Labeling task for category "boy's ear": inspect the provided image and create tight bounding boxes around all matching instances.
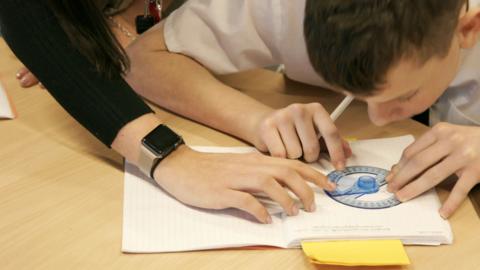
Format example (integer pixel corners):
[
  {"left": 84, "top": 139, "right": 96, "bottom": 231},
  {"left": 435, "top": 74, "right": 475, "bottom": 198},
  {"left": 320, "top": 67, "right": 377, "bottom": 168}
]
[{"left": 458, "top": 8, "right": 480, "bottom": 49}]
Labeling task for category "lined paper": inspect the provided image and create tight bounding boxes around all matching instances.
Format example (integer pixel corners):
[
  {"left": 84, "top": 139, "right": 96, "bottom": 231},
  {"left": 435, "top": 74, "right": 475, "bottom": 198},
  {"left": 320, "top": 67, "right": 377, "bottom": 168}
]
[{"left": 122, "top": 136, "right": 452, "bottom": 253}]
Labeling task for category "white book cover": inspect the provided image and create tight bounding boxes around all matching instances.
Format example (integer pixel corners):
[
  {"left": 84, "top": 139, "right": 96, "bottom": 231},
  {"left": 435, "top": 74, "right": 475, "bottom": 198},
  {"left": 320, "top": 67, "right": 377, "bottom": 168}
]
[
  {"left": 122, "top": 136, "right": 452, "bottom": 253},
  {"left": 0, "top": 81, "right": 15, "bottom": 119}
]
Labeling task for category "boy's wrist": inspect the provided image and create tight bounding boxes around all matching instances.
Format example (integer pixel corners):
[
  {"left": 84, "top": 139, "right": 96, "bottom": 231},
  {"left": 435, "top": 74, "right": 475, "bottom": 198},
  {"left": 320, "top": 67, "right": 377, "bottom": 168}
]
[{"left": 241, "top": 108, "right": 274, "bottom": 148}]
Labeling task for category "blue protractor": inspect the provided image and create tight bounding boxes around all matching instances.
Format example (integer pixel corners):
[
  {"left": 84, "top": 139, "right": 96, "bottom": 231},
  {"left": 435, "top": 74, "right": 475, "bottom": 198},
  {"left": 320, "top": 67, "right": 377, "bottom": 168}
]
[{"left": 325, "top": 166, "right": 401, "bottom": 209}]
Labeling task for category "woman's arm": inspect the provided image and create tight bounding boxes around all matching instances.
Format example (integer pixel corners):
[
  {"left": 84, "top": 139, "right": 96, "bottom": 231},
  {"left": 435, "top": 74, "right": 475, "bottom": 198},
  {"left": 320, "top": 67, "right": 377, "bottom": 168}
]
[
  {"left": 0, "top": 0, "right": 335, "bottom": 223},
  {"left": 0, "top": 0, "right": 153, "bottom": 149}
]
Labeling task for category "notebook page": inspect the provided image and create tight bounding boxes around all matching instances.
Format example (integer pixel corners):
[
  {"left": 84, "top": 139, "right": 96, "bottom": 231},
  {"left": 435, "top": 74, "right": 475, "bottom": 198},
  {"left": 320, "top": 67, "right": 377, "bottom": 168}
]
[
  {"left": 122, "top": 149, "right": 286, "bottom": 253},
  {"left": 0, "top": 81, "right": 15, "bottom": 119},
  {"left": 283, "top": 136, "right": 453, "bottom": 246}
]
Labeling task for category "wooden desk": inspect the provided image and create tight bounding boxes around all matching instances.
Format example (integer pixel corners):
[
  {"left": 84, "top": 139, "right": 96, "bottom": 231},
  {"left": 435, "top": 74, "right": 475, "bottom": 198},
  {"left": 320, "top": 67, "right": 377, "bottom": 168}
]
[{"left": 0, "top": 38, "right": 479, "bottom": 270}]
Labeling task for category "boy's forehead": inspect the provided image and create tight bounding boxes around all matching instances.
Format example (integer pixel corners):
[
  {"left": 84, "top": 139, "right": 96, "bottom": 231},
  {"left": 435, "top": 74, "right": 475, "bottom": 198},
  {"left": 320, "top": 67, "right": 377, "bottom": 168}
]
[{"left": 348, "top": 58, "right": 427, "bottom": 102}]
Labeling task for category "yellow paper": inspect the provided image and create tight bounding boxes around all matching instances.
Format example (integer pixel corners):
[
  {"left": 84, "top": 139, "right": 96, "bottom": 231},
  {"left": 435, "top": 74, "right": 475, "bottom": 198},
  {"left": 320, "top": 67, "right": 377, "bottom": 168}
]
[
  {"left": 301, "top": 240, "right": 410, "bottom": 266},
  {"left": 345, "top": 136, "right": 358, "bottom": 142}
]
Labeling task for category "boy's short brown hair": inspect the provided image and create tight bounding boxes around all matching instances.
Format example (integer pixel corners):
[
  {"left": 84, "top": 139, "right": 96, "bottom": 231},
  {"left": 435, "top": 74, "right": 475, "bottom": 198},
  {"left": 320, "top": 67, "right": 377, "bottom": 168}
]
[{"left": 304, "top": 0, "right": 466, "bottom": 95}]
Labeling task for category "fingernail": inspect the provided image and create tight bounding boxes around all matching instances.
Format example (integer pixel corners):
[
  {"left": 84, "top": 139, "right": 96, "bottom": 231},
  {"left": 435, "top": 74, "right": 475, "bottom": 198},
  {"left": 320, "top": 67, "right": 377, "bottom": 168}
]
[
  {"left": 265, "top": 215, "right": 273, "bottom": 224},
  {"left": 439, "top": 207, "right": 450, "bottom": 219},
  {"left": 335, "top": 161, "right": 345, "bottom": 170},
  {"left": 396, "top": 192, "right": 407, "bottom": 202},
  {"left": 309, "top": 202, "right": 317, "bottom": 212},
  {"left": 20, "top": 77, "right": 30, "bottom": 86},
  {"left": 291, "top": 205, "right": 299, "bottom": 215},
  {"left": 328, "top": 181, "right": 337, "bottom": 191}
]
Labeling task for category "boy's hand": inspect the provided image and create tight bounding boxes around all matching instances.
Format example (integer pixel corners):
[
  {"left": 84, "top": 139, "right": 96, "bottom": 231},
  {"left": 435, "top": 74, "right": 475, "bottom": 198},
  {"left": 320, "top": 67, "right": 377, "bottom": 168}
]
[
  {"left": 153, "top": 145, "right": 336, "bottom": 224},
  {"left": 386, "top": 122, "right": 480, "bottom": 218},
  {"left": 252, "top": 103, "right": 352, "bottom": 169}
]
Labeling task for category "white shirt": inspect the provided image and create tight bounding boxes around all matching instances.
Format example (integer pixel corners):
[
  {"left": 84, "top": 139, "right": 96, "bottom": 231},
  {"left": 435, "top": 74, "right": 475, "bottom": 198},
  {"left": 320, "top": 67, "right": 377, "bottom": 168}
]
[
  {"left": 164, "top": 0, "right": 327, "bottom": 86},
  {"left": 430, "top": 0, "right": 480, "bottom": 126},
  {"left": 165, "top": 0, "right": 480, "bottom": 126}
]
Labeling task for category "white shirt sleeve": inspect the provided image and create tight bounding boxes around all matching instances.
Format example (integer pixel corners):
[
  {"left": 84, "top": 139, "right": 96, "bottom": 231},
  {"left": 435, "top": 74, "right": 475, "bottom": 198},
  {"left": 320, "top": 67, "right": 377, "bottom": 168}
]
[{"left": 163, "top": 0, "right": 284, "bottom": 74}]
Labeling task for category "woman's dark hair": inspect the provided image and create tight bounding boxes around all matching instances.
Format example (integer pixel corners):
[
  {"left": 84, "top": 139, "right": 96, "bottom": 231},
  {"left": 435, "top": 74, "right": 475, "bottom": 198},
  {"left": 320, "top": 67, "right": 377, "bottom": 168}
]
[{"left": 48, "top": 0, "right": 129, "bottom": 78}]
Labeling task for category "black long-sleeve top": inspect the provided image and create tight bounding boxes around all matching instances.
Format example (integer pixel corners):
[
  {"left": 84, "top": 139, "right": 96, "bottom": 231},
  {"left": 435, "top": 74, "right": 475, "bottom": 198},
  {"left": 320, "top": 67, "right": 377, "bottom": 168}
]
[{"left": 0, "top": 0, "right": 153, "bottom": 146}]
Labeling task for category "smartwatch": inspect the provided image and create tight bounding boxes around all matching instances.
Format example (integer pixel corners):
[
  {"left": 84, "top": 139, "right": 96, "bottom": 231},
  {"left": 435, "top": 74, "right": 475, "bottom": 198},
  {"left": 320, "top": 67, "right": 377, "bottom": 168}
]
[{"left": 138, "top": 124, "right": 184, "bottom": 179}]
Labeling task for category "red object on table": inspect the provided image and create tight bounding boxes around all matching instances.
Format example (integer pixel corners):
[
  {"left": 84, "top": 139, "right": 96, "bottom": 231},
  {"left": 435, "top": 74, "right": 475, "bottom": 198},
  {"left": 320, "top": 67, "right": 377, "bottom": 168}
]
[{"left": 148, "top": 1, "right": 161, "bottom": 23}]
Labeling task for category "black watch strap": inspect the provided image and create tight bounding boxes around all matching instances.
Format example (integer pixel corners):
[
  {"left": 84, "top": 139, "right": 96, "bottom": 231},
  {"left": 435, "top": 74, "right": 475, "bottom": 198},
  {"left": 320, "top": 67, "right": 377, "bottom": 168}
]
[{"left": 139, "top": 124, "right": 184, "bottom": 179}]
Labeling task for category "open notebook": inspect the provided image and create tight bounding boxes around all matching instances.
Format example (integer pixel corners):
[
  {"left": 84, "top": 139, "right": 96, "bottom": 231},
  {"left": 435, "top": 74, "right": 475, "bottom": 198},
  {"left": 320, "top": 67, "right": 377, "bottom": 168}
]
[
  {"left": 122, "top": 136, "right": 453, "bottom": 253},
  {"left": 0, "top": 81, "right": 15, "bottom": 119}
]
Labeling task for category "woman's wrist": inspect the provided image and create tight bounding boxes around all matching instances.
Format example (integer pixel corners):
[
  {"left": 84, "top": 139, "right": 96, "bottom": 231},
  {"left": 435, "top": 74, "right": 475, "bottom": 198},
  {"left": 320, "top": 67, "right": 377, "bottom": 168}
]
[
  {"left": 152, "top": 143, "right": 191, "bottom": 182},
  {"left": 111, "top": 113, "right": 164, "bottom": 165}
]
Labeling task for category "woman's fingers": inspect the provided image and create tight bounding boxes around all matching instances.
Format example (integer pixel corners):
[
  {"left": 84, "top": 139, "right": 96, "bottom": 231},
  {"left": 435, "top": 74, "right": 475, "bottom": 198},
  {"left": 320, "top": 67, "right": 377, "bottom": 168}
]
[
  {"left": 289, "top": 159, "right": 335, "bottom": 191},
  {"left": 231, "top": 176, "right": 299, "bottom": 216},
  {"left": 271, "top": 167, "right": 316, "bottom": 212},
  {"left": 16, "top": 66, "right": 29, "bottom": 78},
  {"left": 224, "top": 191, "right": 271, "bottom": 224},
  {"left": 261, "top": 155, "right": 334, "bottom": 191},
  {"left": 16, "top": 67, "right": 40, "bottom": 88}
]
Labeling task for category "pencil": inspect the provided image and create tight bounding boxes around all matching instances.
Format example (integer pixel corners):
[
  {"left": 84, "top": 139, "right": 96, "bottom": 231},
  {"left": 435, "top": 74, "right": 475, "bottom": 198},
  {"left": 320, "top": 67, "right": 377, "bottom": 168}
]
[
  {"left": 330, "top": 95, "right": 355, "bottom": 121},
  {"left": 317, "top": 95, "right": 354, "bottom": 139}
]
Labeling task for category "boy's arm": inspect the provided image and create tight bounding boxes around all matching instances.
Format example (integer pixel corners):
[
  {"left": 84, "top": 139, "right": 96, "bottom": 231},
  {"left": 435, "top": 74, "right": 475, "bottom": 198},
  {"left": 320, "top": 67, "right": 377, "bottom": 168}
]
[
  {"left": 126, "top": 22, "right": 350, "bottom": 167},
  {"left": 126, "top": 22, "right": 273, "bottom": 149},
  {"left": 387, "top": 123, "right": 480, "bottom": 219}
]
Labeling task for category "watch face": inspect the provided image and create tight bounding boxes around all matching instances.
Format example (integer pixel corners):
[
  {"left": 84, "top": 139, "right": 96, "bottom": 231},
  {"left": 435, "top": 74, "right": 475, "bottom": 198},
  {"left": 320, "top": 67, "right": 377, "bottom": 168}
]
[{"left": 142, "top": 125, "right": 182, "bottom": 155}]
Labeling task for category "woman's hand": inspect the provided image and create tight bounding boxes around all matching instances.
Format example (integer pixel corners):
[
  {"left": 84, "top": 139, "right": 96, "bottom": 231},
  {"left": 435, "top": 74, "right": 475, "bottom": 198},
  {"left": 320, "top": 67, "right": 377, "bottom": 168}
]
[
  {"left": 153, "top": 145, "right": 337, "bottom": 224},
  {"left": 251, "top": 103, "right": 352, "bottom": 169},
  {"left": 16, "top": 67, "right": 43, "bottom": 88},
  {"left": 387, "top": 122, "right": 480, "bottom": 218}
]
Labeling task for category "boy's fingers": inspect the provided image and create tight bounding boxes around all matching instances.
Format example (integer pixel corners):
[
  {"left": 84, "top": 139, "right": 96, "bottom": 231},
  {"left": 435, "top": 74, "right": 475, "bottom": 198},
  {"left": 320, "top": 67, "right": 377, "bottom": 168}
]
[
  {"left": 277, "top": 123, "right": 303, "bottom": 159},
  {"left": 316, "top": 122, "right": 345, "bottom": 169},
  {"left": 293, "top": 114, "right": 321, "bottom": 162},
  {"left": 342, "top": 139, "right": 353, "bottom": 158},
  {"left": 439, "top": 170, "right": 477, "bottom": 219},
  {"left": 226, "top": 191, "right": 271, "bottom": 224},
  {"left": 395, "top": 155, "right": 463, "bottom": 202},
  {"left": 311, "top": 105, "right": 345, "bottom": 169},
  {"left": 388, "top": 142, "right": 450, "bottom": 192},
  {"left": 261, "top": 126, "right": 287, "bottom": 158},
  {"left": 397, "top": 131, "right": 437, "bottom": 169}
]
